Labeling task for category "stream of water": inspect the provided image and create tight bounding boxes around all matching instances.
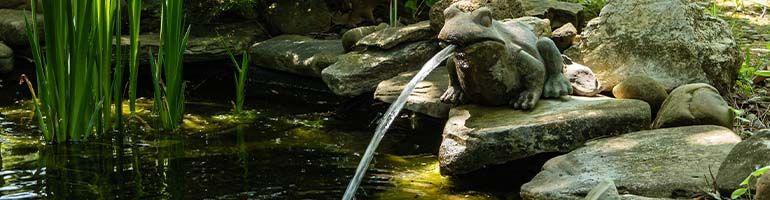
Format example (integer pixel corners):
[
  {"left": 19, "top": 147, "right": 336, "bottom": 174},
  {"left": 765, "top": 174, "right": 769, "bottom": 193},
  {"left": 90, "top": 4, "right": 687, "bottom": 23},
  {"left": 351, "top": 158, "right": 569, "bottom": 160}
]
[{"left": 342, "top": 45, "right": 456, "bottom": 200}]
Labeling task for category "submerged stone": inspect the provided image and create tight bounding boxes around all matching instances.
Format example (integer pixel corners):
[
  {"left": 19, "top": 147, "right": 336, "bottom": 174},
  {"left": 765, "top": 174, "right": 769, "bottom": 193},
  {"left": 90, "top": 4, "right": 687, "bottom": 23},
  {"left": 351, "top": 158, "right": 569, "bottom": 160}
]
[
  {"left": 322, "top": 40, "right": 441, "bottom": 96},
  {"left": 439, "top": 97, "right": 651, "bottom": 175},
  {"left": 249, "top": 35, "right": 344, "bottom": 77},
  {"left": 0, "top": 41, "right": 12, "bottom": 73},
  {"left": 520, "top": 125, "right": 740, "bottom": 200},
  {"left": 374, "top": 67, "right": 450, "bottom": 118}
]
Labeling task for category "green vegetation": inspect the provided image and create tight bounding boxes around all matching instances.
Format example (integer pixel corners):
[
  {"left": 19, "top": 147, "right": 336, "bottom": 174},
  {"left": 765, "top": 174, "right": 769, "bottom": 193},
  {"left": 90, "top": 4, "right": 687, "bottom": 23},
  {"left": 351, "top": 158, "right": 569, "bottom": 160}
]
[
  {"left": 577, "top": 0, "right": 606, "bottom": 19},
  {"left": 151, "top": 0, "right": 191, "bottom": 131},
  {"left": 128, "top": 0, "right": 142, "bottom": 115},
  {"left": 228, "top": 51, "right": 250, "bottom": 113},
  {"left": 732, "top": 165, "right": 770, "bottom": 199},
  {"left": 390, "top": 0, "right": 399, "bottom": 26},
  {"left": 24, "top": 0, "right": 129, "bottom": 143},
  {"left": 404, "top": 0, "right": 438, "bottom": 18}
]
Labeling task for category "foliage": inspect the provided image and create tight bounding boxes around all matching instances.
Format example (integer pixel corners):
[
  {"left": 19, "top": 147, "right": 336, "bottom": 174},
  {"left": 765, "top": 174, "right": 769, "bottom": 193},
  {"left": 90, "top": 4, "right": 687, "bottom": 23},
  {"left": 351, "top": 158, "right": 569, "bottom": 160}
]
[
  {"left": 737, "top": 48, "right": 770, "bottom": 94},
  {"left": 577, "top": 0, "right": 606, "bottom": 19},
  {"left": 128, "top": 0, "right": 142, "bottom": 116},
  {"left": 227, "top": 51, "right": 250, "bottom": 113},
  {"left": 151, "top": 0, "right": 191, "bottom": 131},
  {"left": 24, "top": 0, "right": 128, "bottom": 143},
  {"left": 404, "top": 0, "right": 438, "bottom": 18},
  {"left": 390, "top": 0, "right": 399, "bottom": 26},
  {"left": 732, "top": 165, "right": 770, "bottom": 199}
]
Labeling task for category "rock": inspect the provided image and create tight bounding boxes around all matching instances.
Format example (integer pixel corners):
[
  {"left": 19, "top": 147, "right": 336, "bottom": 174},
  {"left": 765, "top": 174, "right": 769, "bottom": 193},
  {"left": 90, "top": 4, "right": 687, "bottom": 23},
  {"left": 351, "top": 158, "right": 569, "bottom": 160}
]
[
  {"left": 564, "top": 58, "right": 601, "bottom": 97},
  {"left": 502, "top": 16, "right": 552, "bottom": 37},
  {"left": 119, "top": 22, "right": 267, "bottom": 65},
  {"left": 374, "top": 67, "right": 450, "bottom": 118},
  {"left": 429, "top": 0, "right": 526, "bottom": 31},
  {"left": 552, "top": 23, "right": 577, "bottom": 51},
  {"left": 356, "top": 21, "right": 435, "bottom": 50},
  {"left": 758, "top": 172, "right": 770, "bottom": 200},
  {"left": 0, "top": 41, "right": 12, "bottom": 73},
  {"left": 0, "top": 0, "right": 24, "bottom": 9},
  {"left": 439, "top": 97, "right": 651, "bottom": 175},
  {"left": 717, "top": 129, "right": 770, "bottom": 194},
  {"left": 565, "top": 0, "right": 742, "bottom": 94},
  {"left": 521, "top": 125, "right": 741, "bottom": 200},
  {"left": 583, "top": 179, "right": 621, "bottom": 200},
  {"left": 520, "top": 0, "right": 584, "bottom": 29},
  {"left": 0, "top": 9, "right": 44, "bottom": 47},
  {"left": 341, "top": 23, "right": 387, "bottom": 52},
  {"left": 263, "top": 0, "right": 332, "bottom": 34},
  {"left": 249, "top": 35, "right": 345, "bottom": 77},
  {"left": 612, "top": 75, "right": 668, "bottom": 114},
  {"left": 322, "top": 41, "right": 441, "bottom": 96},
  {"left": 653, "top": 83, "right": 733, "bottom": 129}
]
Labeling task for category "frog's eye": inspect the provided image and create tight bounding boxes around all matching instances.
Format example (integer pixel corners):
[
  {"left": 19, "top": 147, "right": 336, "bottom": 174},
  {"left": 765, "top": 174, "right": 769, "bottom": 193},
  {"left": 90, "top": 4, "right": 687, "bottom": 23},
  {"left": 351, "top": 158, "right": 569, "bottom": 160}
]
[
  {"left": 474, "top": 7, "right": 492, "bottom": 27},
  {"left": 444, "top": 5, "right": 461, "bottom": 19}
]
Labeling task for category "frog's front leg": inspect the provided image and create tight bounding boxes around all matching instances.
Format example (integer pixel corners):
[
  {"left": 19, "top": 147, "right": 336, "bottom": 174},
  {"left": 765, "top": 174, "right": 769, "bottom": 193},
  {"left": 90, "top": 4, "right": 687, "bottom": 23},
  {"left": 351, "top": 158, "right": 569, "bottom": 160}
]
[
  {"left": 440, "top": 57, "right": 469, "bottom": 105},
  {"left": 537, "top": 37, "right": 572, "bottom": 98},
  {"left": 510, "top": 50, "right": 545, "bottom": 110}
]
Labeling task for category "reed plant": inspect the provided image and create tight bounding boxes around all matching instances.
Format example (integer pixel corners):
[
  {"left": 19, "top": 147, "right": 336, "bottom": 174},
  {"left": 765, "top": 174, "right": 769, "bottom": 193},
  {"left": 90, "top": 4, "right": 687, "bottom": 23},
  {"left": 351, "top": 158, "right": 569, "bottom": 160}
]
[
  {"left": 390, "top": 0, "right": 399, "bottom": 26},
  {"left": 151, "top": 0, "right": 191, "bottom": 130},
  {"left": 228, "top": 51, "right": 249, "bottom": 113},
  {"left": 128, "top": 0, "right": 142, "bottom": 115}
]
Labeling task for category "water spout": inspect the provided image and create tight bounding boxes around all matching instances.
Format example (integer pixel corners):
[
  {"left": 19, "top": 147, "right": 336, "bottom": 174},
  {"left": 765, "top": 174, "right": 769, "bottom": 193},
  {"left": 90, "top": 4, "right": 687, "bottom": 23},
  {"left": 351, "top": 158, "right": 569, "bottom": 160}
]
[{"left": 342, "top": 45, "right": 456, "bottom": 200}]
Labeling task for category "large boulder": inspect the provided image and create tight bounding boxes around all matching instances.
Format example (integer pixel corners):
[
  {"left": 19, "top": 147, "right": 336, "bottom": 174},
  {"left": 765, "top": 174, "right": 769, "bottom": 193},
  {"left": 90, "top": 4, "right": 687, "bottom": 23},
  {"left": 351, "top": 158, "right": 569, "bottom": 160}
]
[
  {"left": 429, "top": 0, "right": 526, "bottom": 31},
  {"left": 322, "top": 41, "right": 441, "bottom": 96},
  {"left": 119, "top": 22, "right": 267, "bottom": 65},
  {"left": 374, "top": 67, "right": 451, "bottom": 118},
  {"left": 612, "top": 75, "right": 669, "bottom": 115},
  {"left": 520, "top": 0, "right": 584, "bottom": 29},
  {"left": 521, "top": 125, "right": 741, "bottom": 200},
  {"left": 653, "top": 83, "right": 733, "bottom": 129},
  {"left": 356, "top": 21, "right": 435, "bottom": 50},
  {"left": 249, "top": 35, "right": 344, "bottom": 77},
  {"left": 263, "top": 0, "right": 332, "bottom": 35},
  {"left": 0, "top": 9, "right": 43, "bottom": 47},
  {"left": 439, "top": 97, "right": 651, "bottom": 175},
  {"left": 503, "top": 16, "right": 552, "bottom": 37},
  {"left": 717, "top": 129, "right": 770, "bottom": 194},
  {"left": 0, "top": 41, "right": 12, "bottom": 73},
  {"left": 565, "top": 0, "right": 742, "bottom": 93}
]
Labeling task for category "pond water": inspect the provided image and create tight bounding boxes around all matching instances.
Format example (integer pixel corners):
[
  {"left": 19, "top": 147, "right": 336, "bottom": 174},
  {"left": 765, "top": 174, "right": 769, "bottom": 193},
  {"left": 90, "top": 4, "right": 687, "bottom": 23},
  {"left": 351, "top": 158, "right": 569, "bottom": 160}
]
[{"left": 0, "top": 64, "right": 537, "bottom": 199}]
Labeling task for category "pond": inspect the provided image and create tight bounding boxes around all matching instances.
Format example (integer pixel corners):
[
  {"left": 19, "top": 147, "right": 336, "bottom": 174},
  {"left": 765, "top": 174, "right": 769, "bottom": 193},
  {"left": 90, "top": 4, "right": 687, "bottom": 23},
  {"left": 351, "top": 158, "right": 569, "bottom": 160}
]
[{"left": 0, "top": 64, "right": 536, "bottom": 200}]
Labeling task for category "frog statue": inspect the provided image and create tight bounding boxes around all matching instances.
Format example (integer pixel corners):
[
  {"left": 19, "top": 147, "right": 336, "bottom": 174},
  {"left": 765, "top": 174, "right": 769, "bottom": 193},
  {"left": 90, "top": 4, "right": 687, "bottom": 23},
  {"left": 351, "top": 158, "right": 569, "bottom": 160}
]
[{"left": 438, "top": 5, "right": 572, "bottom": 110}]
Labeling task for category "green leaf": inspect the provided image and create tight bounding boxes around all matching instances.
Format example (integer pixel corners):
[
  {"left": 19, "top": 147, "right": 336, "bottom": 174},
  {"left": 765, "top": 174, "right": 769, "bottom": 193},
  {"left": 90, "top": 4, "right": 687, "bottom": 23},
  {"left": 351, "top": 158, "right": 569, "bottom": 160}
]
[
  {"left": 751, "top": 165, "right": 770, "bottom": 177},
  {"left": 755, "top": 70, "right": 770, "bottom": 77},
  {"left": 732, "top": 188, "right": 748, "bottom": 199}
]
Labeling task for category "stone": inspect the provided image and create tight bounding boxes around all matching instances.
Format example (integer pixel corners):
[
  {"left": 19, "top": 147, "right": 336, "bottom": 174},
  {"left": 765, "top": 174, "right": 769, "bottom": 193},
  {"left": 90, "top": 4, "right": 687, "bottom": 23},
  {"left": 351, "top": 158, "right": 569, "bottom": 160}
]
[
  {"left": 0, "top": 0, "right": 24, "bottom": 9},
  {"left": 521, "top": 125, "right": 741, "bottom": 200},
  {"left": 0, "top": 41, "right": 12, "bottom": 73},
  {"left": 521, "top": 0, "right": 584, "bottom": 29},
  {"left": 583, "top": 179, "right": 621, "bottom": 200},
  {"left": 119, "top": 22, "right": 267, "bottom": 65},
  {"left": 321, "top": 40, "right": 441, "bottom": 96},
  {"left": 249, "top": 35, "right": 345, "bottom": 78},
  {"left": 552, "top": 23, "right": 577, "bottom": 51},
  {"left": 565, "top": 0, "right": 742, "bottom": 94},
  {"left": 0, "top": 9, "right": 44, "bottom": 47},
  {"left": 717, "top": 129, "right": 770, "bottom": 194},
  {"left": 439, "top": 97, "right": 651, "bottom": 175},
  {"left": 341, "top": 23, "right": 387, "bottom": 52},
  {"left": 653, "top": 83, "right": 733, "bottom": 129},
  {"left": 564, "top": 58, "right": 601, "bottom": 97},
  {"left": 356, "top": 21, "right": 436, "bottom": 50},
  {"left": 263, "top": 0, "right": 332, "bottom": 34},
  {"left": 502, "top": 16, "right": 552, "bottom": 37},
  {"left": 758, "top": 172, "right": 770, "bottom": 200},
  {"left": 429, "top": 0, "right": 526, "bottom": 31},
  {"left": 612, "top": 75, "right": 668, "bottom": 114},
  {"left": 374, "top": 67, "right": 450, "bottom": 118}
]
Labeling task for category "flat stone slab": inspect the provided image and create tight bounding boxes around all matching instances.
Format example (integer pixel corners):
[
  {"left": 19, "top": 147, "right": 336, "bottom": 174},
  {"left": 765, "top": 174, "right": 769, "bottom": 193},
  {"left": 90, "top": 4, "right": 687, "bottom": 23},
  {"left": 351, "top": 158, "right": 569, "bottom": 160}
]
[
  {"left": 356, "top": 20, "right": 435, "bottom": 50},
  {"left": 521, "top": 125, "right": 741, "bottom": 200},
  {"left": 249, "top": 35, "right": 344, "bottom": 77},
  {"left": 374, "top": 67, "right": 450, "bottom": 118},
  {"left": 440, "top": 97, "right": 651, "bottom": 175}
]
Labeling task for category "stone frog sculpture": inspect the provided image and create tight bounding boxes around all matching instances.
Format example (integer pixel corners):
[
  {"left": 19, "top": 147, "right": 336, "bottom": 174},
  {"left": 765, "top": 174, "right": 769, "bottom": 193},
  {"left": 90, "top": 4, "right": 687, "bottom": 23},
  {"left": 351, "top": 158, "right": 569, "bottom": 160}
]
[{"left": 437, "top": 6, "right": 572, "bottom": 110}]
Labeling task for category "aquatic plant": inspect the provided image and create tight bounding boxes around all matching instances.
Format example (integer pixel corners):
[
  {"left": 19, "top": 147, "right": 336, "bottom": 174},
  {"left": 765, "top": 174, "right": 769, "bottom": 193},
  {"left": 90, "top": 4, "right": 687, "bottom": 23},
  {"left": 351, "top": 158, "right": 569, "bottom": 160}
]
[
  {"left": 227, "top": 51, "right": 250, "bottom": 113},
  {"left": 128, "top": 0, "right": 142, "bottom": 116},
  {"left": 390, "top": 0, "right": 399, "bottom": 26},
  {"left": 25, "top": 0, "right": 127, "bottom": 143},
  {"left": 151, "top": 0, "right": 191, "bottom": 130}
]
